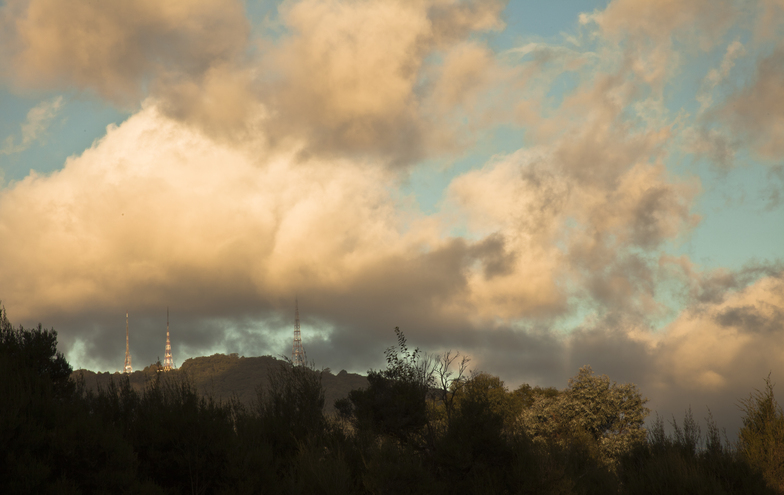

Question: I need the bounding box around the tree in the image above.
[433,350,470,426]
[453,372,522,432]
[523,365,649,465]
[0,305,73,396]
[739,375,784,493]
[256,358,327,451]
[336,327,435,446]
[435,372,521,478]
[0,306,154,494]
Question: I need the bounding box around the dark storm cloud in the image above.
[715,304,784,334]
[630,184,691,249]
[20,306,271,373]
[19,230,536,374]
[304,314,569,390]
[581,253,656,316]
[469,233,517,279]
[690,262,783,305]
[566,322,653,392]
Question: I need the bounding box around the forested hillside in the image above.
[73,353,368,414]
[3,310,783,494]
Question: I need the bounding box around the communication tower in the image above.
[163,307,174,371]
[292,298,306,366]
[124,311,132,374]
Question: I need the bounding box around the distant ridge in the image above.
[72,353,368,414]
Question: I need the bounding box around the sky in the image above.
[1,0,783,435]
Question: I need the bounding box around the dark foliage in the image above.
[0,313,779,494]
[337,327,434,449]
[0,306,73,396]
[0,306,156,494]
[618,410,774,494]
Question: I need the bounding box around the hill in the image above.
[72,353,368,414]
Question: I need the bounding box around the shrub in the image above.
[739,376,784,493]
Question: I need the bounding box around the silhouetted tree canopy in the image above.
[0,305,73,395]
[0,314,779,494]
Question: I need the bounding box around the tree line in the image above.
[1,310,782,494]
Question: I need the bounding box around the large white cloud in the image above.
[0,104,421,319]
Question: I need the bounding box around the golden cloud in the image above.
[1,0,249,104]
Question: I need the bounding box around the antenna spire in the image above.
[292,297,306,366]
[163,306,174,371]
[124,311,132,374]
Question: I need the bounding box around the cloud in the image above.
[259,0,435,163]
[586,0,737,46]
[1,0,513,166]
[0,3,703,344]
[0,105,408,321]
[696,40,745,113]
[0,0,249,105]
[0,89,699,376]
[714,304,784,335]
[249,0,508,165]
[716,45,784,160]
[442,145,699,322]
[580,0,738,94]
[661,257,784,306]
[449,44,701,320]
[762,165,784,211]
[755,0,784,40]
[0,104,547,370]
[428,43,504,126]
[1,95,63,155]
[686,39,784,169]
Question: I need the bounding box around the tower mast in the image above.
[163,306,174,371]
[124,311,132,374]
[292,298,306,366]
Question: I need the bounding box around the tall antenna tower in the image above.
[292,298,306,366]
[124,311,132,374]
[163,307,174,371]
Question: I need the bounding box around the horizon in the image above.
[1,0,783,438]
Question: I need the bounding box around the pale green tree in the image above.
[522,365,649,465]
[739,375,784,493]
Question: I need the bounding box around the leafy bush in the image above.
[739,376,784,493]
[522,365,650,466]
